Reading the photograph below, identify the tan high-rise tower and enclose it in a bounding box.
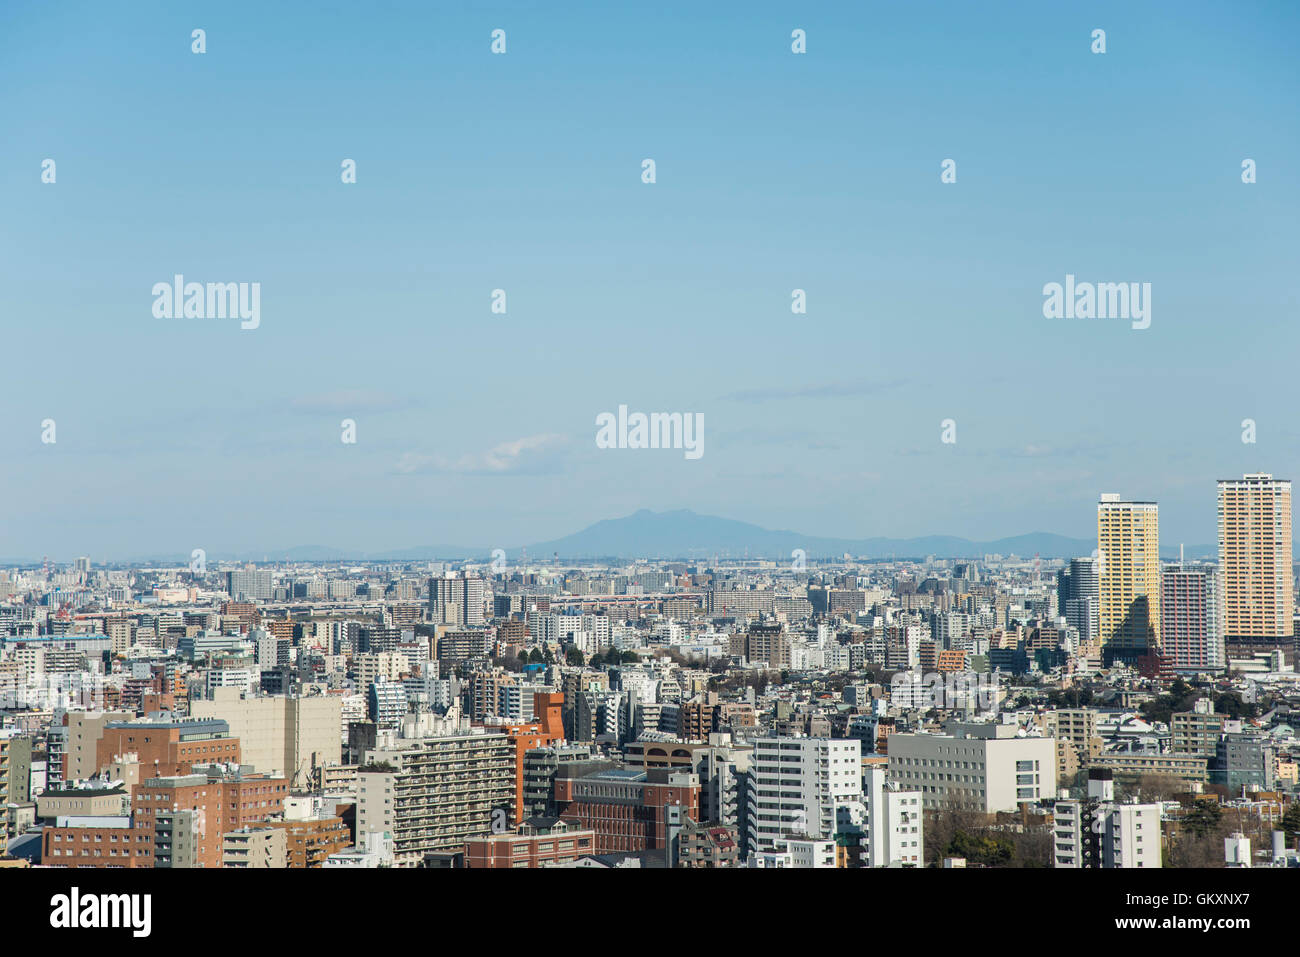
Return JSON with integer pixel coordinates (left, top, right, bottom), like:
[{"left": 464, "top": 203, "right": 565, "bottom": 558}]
[
  {"left": 1217, "top": 473, "right": 1293, "bottom": 662},
  {"left": 1097, "top": 494, "right": 1160, "bottom": 663}
]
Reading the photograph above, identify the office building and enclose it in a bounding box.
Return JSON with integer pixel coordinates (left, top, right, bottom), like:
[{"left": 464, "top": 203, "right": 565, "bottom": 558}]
[
  {"left": 887, "top": 722, "right": 1056, "bottom": 812},
  {"left": 190, "top": 689, "right": 343, "bottom": 787}
]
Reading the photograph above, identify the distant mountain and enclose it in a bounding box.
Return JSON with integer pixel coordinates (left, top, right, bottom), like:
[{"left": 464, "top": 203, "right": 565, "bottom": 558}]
[
  {"left": 511, "top": 509, "right": 1215, "bottom": 561},
  {"left": 5, "top": 510, "right": 1220, "bottom": 565}
]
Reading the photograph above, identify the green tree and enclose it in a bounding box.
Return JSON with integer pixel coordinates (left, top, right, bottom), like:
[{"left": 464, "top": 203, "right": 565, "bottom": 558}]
[
  {"left": 1183, "top": 800, "right": 1223, "bottom": 839},
  {"left": 1281, "top": 803, "right": 1300, "bottom": 842}
]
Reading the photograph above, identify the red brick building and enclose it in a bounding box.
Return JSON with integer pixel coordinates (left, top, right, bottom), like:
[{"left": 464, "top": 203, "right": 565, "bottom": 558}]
[
  {"left": 553, "top": 767, "right": 699, "bottom": 854},
  {"left": 96, "top": 717, "right": 240, "bottom": 779},
  {"left": 464, "top": 816, "right": 595, "bottom": 868},
  {"left": 43, "top": 766, "right": 286, "bottom": 869}
]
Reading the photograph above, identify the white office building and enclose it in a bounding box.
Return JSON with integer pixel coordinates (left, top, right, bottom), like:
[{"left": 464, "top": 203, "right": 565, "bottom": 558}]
[{"left": 887, "top": 721, "right": 1057, "bottom": 812}]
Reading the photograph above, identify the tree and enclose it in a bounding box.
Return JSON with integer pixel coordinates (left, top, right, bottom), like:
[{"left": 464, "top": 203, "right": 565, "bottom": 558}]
[
  {"left": 1182, "top": 800, "right": 1223, "bottom": 839},
  {"left": 945, "top": 830, "right": 1014, "bottom": 867},
  {"left": 565, "top": 647, "right": 584, "bottom": 666},
  {"left": 1128, "top": 774, "right": 1186, "bottom": 804},
  {"left": 1281, "top": 803, "right": 1300, "bottom": 842},
  {"left": 1215, "top": 691, "right": 1257, "bottom": 720}
]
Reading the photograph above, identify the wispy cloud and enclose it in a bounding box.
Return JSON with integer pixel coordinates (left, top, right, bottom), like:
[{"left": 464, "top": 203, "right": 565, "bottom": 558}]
[{"left": 395, "top": 433, "right": 570, "bottom": 475}]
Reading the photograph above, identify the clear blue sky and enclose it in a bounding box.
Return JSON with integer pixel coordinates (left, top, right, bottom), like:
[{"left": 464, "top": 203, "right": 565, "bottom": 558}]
[{"left": 2, "top": 0, "right": 1298, "bottom": 560}]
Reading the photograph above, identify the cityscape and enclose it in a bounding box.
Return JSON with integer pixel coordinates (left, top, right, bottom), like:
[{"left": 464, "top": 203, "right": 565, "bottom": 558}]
[
  {"left": 3, "top": 0, "right": 1295, "bottom": 937},
  {"left": 1, "top": 474, "right": 1298, "bottom": 876}
]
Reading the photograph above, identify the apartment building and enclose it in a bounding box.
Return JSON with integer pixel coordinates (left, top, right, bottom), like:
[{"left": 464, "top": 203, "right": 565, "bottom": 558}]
[
  {"left": 1171, "top": 700, "right": 1225, "bottom": 757},
  {"left": 428, "top": 575, "right": 486, "bottom": 627},
  {"left": 1161, "top": 567, "right": 1223, "bottom": 671},
  {"left": 357, "top": 730, "right": 515, "bottom": 866},
  {"left": 1053, "top": 770, "right": 1162, "bottom": 868},
  {"left": 745, "top": 736, "right": 862, "bottom": 856},
  {"left": 522, "top": 743, "right": 595, "bottom": 820},
  {"left": 222, "top": 826, "right": 288, "bottom": 868},
  {"left": 1091, "top": 752, "right": 1208, "bottom": 785},
  {"left": 266, "top": 815, "right": 351, "bottom": 867},
  {"left": 861, "top": 766, "right": 924, "bottom": 867},
  {"left": 1049, "top": 708, "right": 1103, "bottom": 765},
  {"left": 1097, "top": 494, "right": 1161, "bottom": 664},
  {"left": 1218, "top": 473, "right": 1295, "bottom": 662}
]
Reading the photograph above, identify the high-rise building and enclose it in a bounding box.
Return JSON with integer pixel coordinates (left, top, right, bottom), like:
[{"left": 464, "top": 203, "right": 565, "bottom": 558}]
[
  {"left": 1057, "top": 557, "right": 1100, "bottom": 646},
  {"left": 225, "top": 569, "right": 275, "bottom": 602},
  {"left": 1097, "top": 494, "right": 1160, "bottom": 664},
  {"left": 1217, "top": 473, "right": 1294, "bottom": 662},
  {"left": 428, "top": 575, "right": 486, "bottom": 627},
  {"left": 1161, "top": 566, "right": 1223, "bottom": 672}
]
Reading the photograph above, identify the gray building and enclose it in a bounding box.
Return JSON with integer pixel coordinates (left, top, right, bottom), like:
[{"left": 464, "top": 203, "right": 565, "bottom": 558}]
[{"left": 1217, "top": 732, "right": 1275, "bottom": 793}]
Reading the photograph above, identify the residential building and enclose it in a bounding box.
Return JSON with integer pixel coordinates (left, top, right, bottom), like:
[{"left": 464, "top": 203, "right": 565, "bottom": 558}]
[
  {"left": 1218, "top": 473, "right": 1294, "bottom": 662},
  {"left": 1097, "top": 494, "right": 1161, "bottom": 664}
]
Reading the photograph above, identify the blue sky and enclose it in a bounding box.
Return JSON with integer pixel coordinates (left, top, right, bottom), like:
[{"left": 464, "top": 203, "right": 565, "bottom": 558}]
[{"left": 2, "top": 0, "right": 1298, "bottom": 559}]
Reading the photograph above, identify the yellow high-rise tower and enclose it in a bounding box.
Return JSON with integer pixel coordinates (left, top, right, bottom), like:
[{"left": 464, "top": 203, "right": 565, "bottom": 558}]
[
  {"left": 1097, "top": 494, "right": 1160, "bottom": 663},
  {"left": 1217, "top": 473, "right": 1293, "bottom": 660}
]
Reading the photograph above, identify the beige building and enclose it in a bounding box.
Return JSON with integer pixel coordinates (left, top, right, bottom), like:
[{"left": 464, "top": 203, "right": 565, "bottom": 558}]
[
  {"left": 1097, "top": 495, "right": 1160, "bottom": 662},
  {"left": 191, "top": 690, "right": 342, "bottom": 787},
  {"left": 1048, "top": 708, "right": 1103, "bottom": 764},
  {"left": 222, "top": 826, "right": 288, "bottom": 868},
  {"left": 37, "top": 784, "right": 128, "bottom": 820},
  {"left": 1218, "top": 473, "right": 1294, "bottom": 656},
  {"left": 1170, "top": 704, "right": 1224, "bottom": 757},
  {"left": 65, "top": 711, "right": 133, "bottom": 782}
]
